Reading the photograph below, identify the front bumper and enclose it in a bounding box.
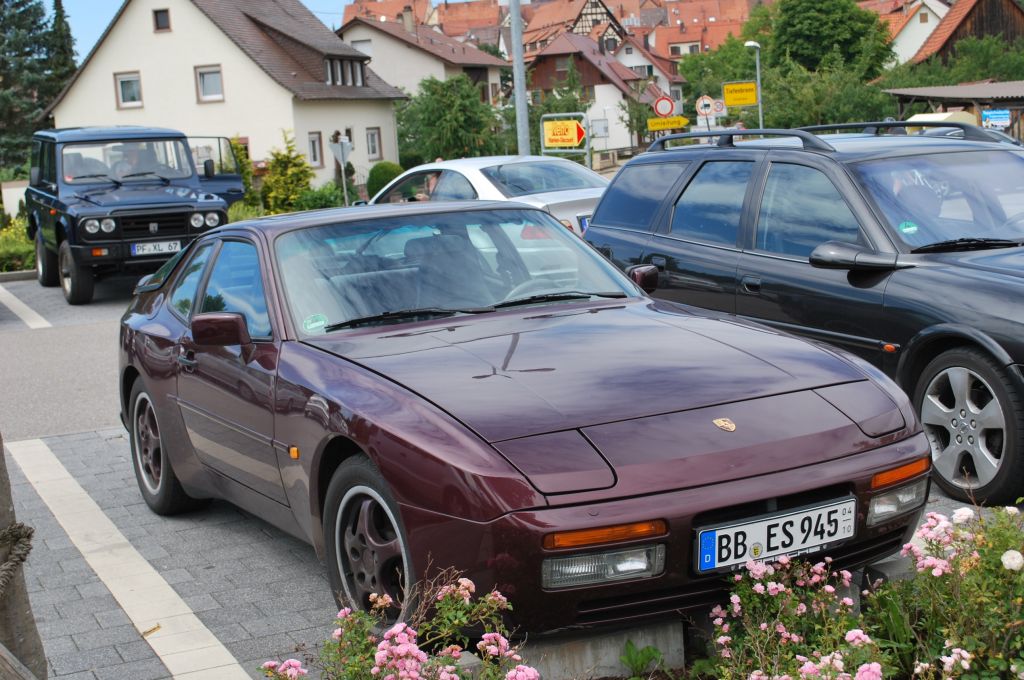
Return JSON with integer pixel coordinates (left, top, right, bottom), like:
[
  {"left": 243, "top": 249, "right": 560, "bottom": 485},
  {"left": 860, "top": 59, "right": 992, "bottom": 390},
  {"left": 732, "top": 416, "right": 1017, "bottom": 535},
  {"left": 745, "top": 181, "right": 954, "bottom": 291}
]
[
  {"left": 401, "top": 432, "right": 929, "bottom": 634},
  {"left": 69, "top": 237, "right": 196, "bottom": 270}
]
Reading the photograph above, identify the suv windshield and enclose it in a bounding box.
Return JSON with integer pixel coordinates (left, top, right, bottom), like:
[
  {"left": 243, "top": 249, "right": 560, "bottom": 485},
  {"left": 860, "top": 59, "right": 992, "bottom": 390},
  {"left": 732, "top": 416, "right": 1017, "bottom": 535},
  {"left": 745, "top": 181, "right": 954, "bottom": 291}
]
[
  {"left": 62, "top": 139, "right": 193, "bottom": 184},
  {"left": 481, "top": 161, "right": 607, "bottom": 197},
  {"left": 275, "top": 208, "right": 631, "bottom": 334},
  {"left": 854, "top": 149, "right": 1024, "bottom": 248}
]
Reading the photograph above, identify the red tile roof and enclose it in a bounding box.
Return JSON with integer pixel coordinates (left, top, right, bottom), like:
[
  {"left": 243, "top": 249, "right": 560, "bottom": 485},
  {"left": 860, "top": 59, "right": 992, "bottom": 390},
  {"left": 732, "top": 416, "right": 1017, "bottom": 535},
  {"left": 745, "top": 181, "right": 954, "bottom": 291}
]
[
  {"left": 879, "top": 4, "right": 920, "bottom": 39},
  {"left": 339, "top": 17, "right": 508, "bottom": 67},
  {"left": 535, "top": 31, "right": 648, "bottom": 99},
  {"left": 433, "top": 0, "right": 505, "bottom": 38},
  {"left": 911, "top": 0, "right": 977, "bottom": 62},
  {"left": 343, "top": 0, "right": 432, "bottom": 26},
  {"left": 647, "top": 19, "right": 742, "bottom": 59}
]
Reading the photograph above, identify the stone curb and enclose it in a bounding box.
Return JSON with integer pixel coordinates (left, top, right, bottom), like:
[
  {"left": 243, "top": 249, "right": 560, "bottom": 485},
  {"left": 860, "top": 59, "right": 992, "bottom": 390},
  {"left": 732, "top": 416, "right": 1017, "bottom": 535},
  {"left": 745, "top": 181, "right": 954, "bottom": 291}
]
[{"left": 0, "top": 270, "right": 34, "bottom": 282}]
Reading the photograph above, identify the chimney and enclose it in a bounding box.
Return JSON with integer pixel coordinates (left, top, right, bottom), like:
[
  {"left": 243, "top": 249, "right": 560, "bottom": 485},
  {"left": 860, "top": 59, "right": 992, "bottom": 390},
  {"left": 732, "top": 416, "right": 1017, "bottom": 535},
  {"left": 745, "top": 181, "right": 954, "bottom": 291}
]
[{"left": 401, "top": 5, "right": 415, "bottom": 32}]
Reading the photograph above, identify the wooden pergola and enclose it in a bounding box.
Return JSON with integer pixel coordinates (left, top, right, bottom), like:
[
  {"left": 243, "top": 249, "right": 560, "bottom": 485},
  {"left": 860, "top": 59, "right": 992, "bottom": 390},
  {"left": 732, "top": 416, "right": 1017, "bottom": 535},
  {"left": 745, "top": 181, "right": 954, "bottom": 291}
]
[{"left": 883, "top": 80, "right": 1024, "bottom": 139}]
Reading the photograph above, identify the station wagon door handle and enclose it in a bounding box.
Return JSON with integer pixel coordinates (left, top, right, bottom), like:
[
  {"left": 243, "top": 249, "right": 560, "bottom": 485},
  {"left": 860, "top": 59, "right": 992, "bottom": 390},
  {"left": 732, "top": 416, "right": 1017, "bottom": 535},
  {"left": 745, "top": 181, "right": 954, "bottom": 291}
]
[
  {"left": 177, "top": 350, "right": 198, "bottom": 372},
  {"left": 650, "top": 255, "right": 667, "bottom": 271},
  {"left": 741, "top": 275, "right": 762, "bottom": 294}
]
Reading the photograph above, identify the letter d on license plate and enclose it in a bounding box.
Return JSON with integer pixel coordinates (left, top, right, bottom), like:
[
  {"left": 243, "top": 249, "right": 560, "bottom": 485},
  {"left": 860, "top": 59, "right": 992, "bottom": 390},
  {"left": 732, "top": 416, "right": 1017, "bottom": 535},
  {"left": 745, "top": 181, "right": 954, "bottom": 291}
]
[{"left": 696, "top": 498, "right": 856, "bottom": 572}]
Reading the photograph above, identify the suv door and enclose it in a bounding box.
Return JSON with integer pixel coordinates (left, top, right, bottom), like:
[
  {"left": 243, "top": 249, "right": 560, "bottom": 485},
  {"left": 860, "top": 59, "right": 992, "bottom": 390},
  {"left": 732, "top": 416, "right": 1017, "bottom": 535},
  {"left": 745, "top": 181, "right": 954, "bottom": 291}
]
[
  {"left": 189, "top": 137, "right": 244, "bottom": 204},
  {"left": 645, "top": 153, "right": 763, "bottom": 313},
  {"left": 27, "top": 139, "right": 59, "bottom": 246},
  {"left": 735, "top": 153, "right": 896, "bottom": 367}
]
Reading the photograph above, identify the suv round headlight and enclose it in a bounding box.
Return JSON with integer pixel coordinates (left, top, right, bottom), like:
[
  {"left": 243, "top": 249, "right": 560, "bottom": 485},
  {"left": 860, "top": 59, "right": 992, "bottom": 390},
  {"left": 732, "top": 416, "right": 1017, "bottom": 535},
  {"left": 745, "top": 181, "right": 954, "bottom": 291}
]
[
  {"left": 100, "top": 218, "right": 116, "bottom": 233},
  {"left": 204, "top": 212, "right": 221, "bottom": 227},
  {"left": 83, "top": 219, "right": 100, "bottom": 234},
  {"left": 190, "top": 213, "right": 205, "bottom": 228}
]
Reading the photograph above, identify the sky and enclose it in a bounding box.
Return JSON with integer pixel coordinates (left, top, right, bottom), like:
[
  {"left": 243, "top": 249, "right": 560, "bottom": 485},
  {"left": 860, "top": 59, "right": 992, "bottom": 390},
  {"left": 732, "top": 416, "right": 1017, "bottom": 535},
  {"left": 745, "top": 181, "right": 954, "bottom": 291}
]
[{"left": 46, "top": 1, "right": 351, "bottom": 63}]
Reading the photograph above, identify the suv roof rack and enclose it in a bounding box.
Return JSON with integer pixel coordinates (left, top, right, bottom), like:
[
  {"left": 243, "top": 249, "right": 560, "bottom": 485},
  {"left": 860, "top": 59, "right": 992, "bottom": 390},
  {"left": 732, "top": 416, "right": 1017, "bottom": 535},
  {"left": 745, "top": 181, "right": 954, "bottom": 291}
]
[
  {"left": 647, "top": 129, "right": 836, "bottom": 153},
  {"left": 798, "top": 120, "right": 995, "bottom": 142}
]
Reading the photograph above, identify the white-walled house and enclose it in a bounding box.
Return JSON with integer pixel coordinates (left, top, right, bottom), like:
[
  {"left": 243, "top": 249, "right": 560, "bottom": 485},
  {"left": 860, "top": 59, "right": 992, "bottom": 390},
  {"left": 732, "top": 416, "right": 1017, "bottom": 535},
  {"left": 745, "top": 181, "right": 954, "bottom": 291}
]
[
  {"left": 337, "top": 14, "right": 507, "bottom": 103},
  {"left": 47, "top": 0, "right": 405, "bottom": 186},
  {"left": 614, "top": 35, "right": 685, "bottom": 114},
  {"left": 883, "top": 0, "right": 949, "bottom": 64}
]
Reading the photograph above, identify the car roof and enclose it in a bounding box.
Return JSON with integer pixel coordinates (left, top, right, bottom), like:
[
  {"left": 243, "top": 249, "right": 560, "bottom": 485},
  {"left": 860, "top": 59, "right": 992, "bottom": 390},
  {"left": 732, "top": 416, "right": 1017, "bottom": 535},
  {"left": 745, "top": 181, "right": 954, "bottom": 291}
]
[
  {"left": 33, "top": 126, "right": 187, "bottom": 143},
  {"left": 401, "top": 155, "right": 583, "bottom": 172},
  {"left": 217, "top": 200, "right": 542, "bottom": 237}
]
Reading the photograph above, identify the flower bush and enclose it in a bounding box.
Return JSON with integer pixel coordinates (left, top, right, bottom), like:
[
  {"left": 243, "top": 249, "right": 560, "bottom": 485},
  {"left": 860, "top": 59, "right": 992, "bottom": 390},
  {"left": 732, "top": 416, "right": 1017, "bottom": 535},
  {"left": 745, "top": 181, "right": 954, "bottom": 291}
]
[
  {"left": 708, "top": 505, "right": 1024, "bottom": 679},
  {"left": 261, "top": 572, "right": 539, "bottom": 680}
]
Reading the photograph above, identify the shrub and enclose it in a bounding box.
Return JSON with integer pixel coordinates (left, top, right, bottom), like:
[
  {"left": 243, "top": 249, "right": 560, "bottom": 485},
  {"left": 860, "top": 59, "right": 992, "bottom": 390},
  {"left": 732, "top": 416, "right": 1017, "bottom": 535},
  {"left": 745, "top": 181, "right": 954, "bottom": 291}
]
[
  {"left": 293, "top": 182, "right": 348, "bottom": 212},
  {"left": 261, "top": 131, "right": 314, "bottom": 214},
  {"left": 366, "top": 161, "right": 403, "bottom": 199},
  {"left": 0, "top": 215, "right": 34, "bottom": 272},
  {"left": 229, "top": 137, "right": 261, "bottom": 208},
  {"left": 227, "top": 202, "right": 266, "bottom": 223}
]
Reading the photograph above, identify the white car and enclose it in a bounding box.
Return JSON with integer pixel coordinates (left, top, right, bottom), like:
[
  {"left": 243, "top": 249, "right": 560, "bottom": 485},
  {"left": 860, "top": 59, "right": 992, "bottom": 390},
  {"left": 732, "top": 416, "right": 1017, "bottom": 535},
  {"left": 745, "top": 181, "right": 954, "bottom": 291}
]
[{"left": 368, "top": 155, "right": 609, "bottom": 235}]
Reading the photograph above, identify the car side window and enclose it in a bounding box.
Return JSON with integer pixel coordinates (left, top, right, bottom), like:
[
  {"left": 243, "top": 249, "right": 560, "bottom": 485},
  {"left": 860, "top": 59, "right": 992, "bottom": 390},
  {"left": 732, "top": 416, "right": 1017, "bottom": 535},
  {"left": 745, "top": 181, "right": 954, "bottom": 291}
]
[
  {"left": 431, "top": 171, "right": 477, "bottom": 201},
  {"left": 169, "top": 243, "right": 214, "bottom": 320},
  {"left": 377, "top": 171, "right": 441, "bottom": 203},
  {"left": 199, "top": 241, "right": 272, "bottom": 338},
  {"left": 591, "top": 162, "right": 689, "bottom": 231},
  {"left": 40, "top": 142, "right": 57, "bottom": 188},
  {"left": 756, "top": 163, "right": 864, "bottom": 258},
  {"left": 670, "top": 161, "right": 754, "bottom": 246}
]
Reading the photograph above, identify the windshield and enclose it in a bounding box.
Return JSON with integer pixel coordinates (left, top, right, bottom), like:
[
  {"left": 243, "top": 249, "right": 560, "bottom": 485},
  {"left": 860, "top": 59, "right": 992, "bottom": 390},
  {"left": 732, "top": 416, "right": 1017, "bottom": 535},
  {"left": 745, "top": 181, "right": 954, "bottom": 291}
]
[
  {"left": 481, "top": 160, "right": 607, "bottom": 197},
  {"left": 854, "top": 149, "right": 1024, "bottom": 248},
  {"left": 62, "top": 139, "right": 193, "bottom": 183},
  {"left": 275, "top": 208, "right": 633, "bottom": 335}
]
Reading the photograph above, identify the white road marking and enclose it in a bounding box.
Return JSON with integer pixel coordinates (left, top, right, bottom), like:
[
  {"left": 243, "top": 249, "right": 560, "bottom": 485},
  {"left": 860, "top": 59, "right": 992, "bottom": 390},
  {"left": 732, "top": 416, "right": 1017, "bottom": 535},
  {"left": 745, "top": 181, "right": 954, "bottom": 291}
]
[
  {"left": 6, "top": 438, "right": 251, "bottom": 679},
  {"left": 0, "top": 283, "right": 51, "bottom": 329}
]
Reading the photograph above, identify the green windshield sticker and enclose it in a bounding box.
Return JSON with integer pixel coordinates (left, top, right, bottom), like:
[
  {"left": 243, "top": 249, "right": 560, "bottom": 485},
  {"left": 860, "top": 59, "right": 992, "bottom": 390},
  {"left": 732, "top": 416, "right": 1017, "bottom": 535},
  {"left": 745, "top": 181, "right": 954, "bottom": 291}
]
[
  {"left": 303, "top": 313, "right": 328, "bottom": 333},
  {"left": 899, "top": 221, "right": 919, "bottom": 235}
]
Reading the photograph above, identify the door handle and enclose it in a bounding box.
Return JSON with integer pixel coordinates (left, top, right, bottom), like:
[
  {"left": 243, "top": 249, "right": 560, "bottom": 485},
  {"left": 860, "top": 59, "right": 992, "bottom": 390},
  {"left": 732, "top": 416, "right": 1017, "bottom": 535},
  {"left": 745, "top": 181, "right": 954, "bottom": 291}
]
[
  {"left": 650, "top": 255, "right": 667, "bottom": 271},
  {"left": 177, "top": 349, "right": 197, "bottom": 372},
  {"left": 741, "top": 275, "right": 762, "bottom": 294}
]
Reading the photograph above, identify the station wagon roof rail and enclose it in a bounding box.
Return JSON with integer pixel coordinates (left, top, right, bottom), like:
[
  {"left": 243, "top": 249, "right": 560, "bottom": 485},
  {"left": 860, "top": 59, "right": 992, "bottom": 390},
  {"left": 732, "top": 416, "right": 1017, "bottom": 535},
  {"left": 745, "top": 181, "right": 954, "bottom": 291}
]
[
  {"left": 646, "top": 129, "right": 836, "bottom": 153},
  {"left": 798, "top": 120, "right": 995, "bottom": 142}
]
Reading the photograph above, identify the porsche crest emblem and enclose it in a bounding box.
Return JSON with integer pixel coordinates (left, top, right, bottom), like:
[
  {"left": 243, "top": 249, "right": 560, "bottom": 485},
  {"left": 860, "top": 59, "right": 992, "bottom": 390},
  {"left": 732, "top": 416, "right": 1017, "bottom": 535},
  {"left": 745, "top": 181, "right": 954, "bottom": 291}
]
[{"left": 713, "top": 417, "right": 737, "bottom": 432}]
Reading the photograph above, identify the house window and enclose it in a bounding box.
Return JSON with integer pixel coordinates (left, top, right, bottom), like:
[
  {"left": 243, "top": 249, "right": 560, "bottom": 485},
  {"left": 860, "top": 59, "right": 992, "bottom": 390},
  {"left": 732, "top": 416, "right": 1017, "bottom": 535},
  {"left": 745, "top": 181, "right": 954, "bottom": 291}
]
[
  {"left": 195, "top": 65, "right": 224, "bottom": 102},
  {"left": 366, "top": 127, "right": 382, "bottom": 161},
  {"left": 354, "top": 62, "right": 364, "bottom": 87},
  {"left": 920, "top": 11, "right": 928, "bottom": 22},
  {"left": 669, "top": 44, "right": 683, "bottom": 56},
  {"left": 625, "top": 46, "right": 633, "bottom": 54},
  {"left": 352, "top": 39, "right": 373, "bottom": 57},
  {"left": 670, "top": 86, "right": 683, "bottom": 101},
  {"left": 153, "top": 9, "right": 170, "bottom": 31},
  {"left": 344, "top": 127, "right": 354, "bottom": 149},
  {"left": 555, "top": 56, "right": 569, "bottom": 79},
  {"left": 344, "top": 60, "right": 353, "bottom": 86},
  {"left": 692, "top": 44, "right": 701, "bottom": 54},
  {"left": 114, "top": 71, "right": 142, "bottom": 108},
  {"left": 308, "top": 132, "right": 323, "bottom": 168}
]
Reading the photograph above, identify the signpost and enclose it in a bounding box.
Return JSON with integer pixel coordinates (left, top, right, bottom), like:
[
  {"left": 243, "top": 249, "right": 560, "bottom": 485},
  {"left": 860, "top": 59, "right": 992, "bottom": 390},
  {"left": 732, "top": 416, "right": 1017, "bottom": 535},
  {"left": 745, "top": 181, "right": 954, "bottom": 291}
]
[
  {"left": 543, "top": 119, "right": 587, "bottom": 147},
  {"left": 653, "top": 96, "right": 675, "bottom": 117},
  {"left": 647, "top": 116, "right": 690, "bottom": 132},
  {"left": 327, "top": 136, "right": 354, "bottom": 206},
  {"left": 723, "top": 81, "right": 758, "bottom": 107},
  {"left": 540, "top": 112, "right": 590, "bottom": 166},
  {"left": 982, "top": 109, "right": 1011, "bottom": 129}
]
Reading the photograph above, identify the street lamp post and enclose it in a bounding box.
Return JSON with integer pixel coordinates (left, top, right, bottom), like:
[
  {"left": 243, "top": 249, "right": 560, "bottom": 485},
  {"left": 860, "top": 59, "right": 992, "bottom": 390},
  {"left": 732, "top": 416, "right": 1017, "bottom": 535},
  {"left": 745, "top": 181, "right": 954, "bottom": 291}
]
[{"left": 744, "top": 40, "right": 764, "bottom": 129}]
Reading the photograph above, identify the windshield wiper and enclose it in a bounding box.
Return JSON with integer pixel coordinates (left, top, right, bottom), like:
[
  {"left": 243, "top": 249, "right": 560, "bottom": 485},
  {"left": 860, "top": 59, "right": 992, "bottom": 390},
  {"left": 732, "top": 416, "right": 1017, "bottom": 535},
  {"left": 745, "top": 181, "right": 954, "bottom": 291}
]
[
  {"left": 493, "top": 291, "right": 627, "bottom": 309},
  {"left": 122, "top": 171, "right": 170, "bottom": 184},
  {"left": 910, "top": 238, "right": 1021, "bottom": 254},
  {"left": 71, "top": 173, "right": 122, "bottom": 187},
  {"left": 323, "top": 306, "right": 495, "bottom": 331}
]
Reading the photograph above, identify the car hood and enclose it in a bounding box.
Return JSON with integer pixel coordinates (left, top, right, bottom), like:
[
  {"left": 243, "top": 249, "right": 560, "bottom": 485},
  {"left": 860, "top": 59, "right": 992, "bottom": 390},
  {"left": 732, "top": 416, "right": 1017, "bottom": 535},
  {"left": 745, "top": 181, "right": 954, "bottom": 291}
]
[
  {"left": 918, "top": 247, "right": 1024, "bottom": 280},
  {"left": 305, "top": 299, "right": 874, "bottom": 443},
  {"left": 67, "top": 184, "right": 222, "bottom": 209}
]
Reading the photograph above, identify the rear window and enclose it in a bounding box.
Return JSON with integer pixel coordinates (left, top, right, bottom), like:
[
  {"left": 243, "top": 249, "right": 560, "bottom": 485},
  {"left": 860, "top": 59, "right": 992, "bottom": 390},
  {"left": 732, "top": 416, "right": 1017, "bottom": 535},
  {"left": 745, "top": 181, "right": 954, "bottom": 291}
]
[
  {"left": 591, "top": 162, "right": 689, "bottom": 231},
  {"left": 481, "top": 160, "right": 607, "bottom": 197}
]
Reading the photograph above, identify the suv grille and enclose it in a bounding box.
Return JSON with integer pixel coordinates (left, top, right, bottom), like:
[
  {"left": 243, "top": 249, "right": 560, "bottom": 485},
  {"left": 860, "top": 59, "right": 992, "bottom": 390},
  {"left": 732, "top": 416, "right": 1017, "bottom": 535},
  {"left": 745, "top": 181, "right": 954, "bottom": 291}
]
[{"left": 119, "top": 212, "right": 191, "bottom": 239}]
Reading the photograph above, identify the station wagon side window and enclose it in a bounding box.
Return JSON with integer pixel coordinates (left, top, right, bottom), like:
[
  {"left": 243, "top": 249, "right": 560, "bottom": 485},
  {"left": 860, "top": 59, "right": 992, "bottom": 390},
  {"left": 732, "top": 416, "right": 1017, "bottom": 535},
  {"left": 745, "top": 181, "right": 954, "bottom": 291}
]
[
  {"left": 590, "top": 162, "right": 689, "bottom": 232},
  {"left": 199, "top": 240, "right": 272, "bottom": 338},
  {"left": 669, "top": 161, "right": 754, "bottom": 246},
  {"left": 169, "top": 243, "right": 214, "bottom": 321},
  {"left": 755, "top": 163, "right": 864, "bottom": 258}
]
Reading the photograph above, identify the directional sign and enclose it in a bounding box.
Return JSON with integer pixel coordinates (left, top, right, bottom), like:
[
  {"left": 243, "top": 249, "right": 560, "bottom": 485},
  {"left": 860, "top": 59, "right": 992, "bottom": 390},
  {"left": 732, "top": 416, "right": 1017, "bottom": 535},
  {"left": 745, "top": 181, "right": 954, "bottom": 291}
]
[
  {"left": 723, "top": 81, "right": 758, "bottom": 107},
  {"left": 647, "top": 116, "right": 690, "bottom": 132},
  {"left": 653, "top": 96, "right": 675, "bottom": 117},
  {"left": 543, "top": 119, "right": 586, "bottom": 147}
]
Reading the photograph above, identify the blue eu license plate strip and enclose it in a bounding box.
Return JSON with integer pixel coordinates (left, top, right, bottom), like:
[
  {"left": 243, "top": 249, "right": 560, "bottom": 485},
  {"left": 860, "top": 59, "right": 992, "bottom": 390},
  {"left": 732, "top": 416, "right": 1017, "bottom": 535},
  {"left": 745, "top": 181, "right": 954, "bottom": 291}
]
[{"left": 579, "top": 215, "right": 590, "bottom": 233}]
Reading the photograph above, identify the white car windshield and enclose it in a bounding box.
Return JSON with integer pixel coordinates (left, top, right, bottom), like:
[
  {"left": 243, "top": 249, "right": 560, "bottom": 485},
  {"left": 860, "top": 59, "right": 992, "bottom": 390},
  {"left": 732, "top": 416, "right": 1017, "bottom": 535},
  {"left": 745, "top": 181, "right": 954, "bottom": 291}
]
[
  {"left": 481, "top": 161, "right": 607, "bottom": 197},
  {"left": 62, "top": 139, "right": 193, "bottom": 183}
]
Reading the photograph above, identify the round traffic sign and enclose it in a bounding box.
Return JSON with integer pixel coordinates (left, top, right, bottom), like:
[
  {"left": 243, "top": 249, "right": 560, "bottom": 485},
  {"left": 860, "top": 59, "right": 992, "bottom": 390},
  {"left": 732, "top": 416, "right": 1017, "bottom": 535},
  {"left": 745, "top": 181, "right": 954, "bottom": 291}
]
[
  {"left": 695, "top": 95, "right": 714, "bottom": 114},
  {"left": 653, "top": 96, "right": 674, "bottom": 117},
  {"left": 713, "top": 99, "right": 725, "bottom": 113}
]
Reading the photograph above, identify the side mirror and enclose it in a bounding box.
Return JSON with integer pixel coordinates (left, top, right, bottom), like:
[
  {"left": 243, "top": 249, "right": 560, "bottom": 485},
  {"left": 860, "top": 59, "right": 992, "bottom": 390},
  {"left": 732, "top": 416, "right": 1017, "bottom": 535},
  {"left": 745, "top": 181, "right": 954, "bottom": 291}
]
[
  {"left": 203, "top": 159, "right": 216, "bottom": 179},
  {"left": 192, "top": 312, "right": 251, "bottom": 347},
  {"left": 627, "top": 264, "right": 659, "bottom": 293},
  {"left": 353, "top": 200, "right": 367, "bottom": 206},
  {"left": 809, "top": 241, "right": 902, "bottom": 271},
  {"left": 30, "top": 167, "right": 40, "bottom": 186}
]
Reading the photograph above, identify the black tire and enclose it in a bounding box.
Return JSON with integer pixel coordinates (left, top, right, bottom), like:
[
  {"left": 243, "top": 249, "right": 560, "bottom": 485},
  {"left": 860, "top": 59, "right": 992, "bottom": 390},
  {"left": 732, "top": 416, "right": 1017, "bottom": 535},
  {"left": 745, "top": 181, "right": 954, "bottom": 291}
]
[
  {"left": 323, "top": 456, "right": 413, "bottom": 620},
  {"left": 913, "top": 347, "right": 1024, "bottom": 504},
  {"left": 128, "top": 379, "right": 205, "bottom": 515},
  {"left": 36, "top": 235, "right": 58, "bottom": 287},
  {"left": 58, "top": 241, "right": 94, "bottom": 304}
]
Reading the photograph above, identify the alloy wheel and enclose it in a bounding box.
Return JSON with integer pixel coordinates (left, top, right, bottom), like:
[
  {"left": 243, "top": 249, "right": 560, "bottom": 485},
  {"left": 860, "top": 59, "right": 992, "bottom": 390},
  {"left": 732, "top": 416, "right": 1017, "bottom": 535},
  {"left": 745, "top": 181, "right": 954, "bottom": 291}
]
[
  {"left": 59, "top": 247, "right": 71, "bottom": 295},
  {"left": 335, "top": 485, "right": 407, "bottom": 614},
  {"left": 133, "top": 393, "right": 164, "bottom": 495}
]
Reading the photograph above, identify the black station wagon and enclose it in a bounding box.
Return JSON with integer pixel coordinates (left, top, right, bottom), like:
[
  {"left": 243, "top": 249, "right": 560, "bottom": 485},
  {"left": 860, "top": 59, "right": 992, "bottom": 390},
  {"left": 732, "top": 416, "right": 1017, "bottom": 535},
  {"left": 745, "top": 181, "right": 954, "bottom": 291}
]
[
  {"left": 26, "top": 126, "right": 242, "bottom": 304},
  {"left": 585, "top": 122, "right": 1024, "bottom": 504}
]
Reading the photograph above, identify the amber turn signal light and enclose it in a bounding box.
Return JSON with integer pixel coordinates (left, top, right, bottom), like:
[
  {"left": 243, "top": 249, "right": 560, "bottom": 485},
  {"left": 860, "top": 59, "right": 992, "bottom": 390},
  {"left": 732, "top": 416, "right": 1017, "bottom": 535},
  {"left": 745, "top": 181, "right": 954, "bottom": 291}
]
[
  {"left": 871, "top": 457, "right": 929, "bottom": 489},
  {"left": 543, "top": 519, "right": 668, "bottom": 550}
]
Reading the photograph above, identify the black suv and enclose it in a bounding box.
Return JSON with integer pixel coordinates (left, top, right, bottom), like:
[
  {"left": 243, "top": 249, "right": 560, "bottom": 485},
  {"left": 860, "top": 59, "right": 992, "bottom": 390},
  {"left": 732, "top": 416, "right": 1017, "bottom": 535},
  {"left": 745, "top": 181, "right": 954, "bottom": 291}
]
[
  {"left": 585, "top": 122, "right": 1024, "bottom": 503},
  {"left": 26, "top": 127, "right": 242, "bottom": 304}
]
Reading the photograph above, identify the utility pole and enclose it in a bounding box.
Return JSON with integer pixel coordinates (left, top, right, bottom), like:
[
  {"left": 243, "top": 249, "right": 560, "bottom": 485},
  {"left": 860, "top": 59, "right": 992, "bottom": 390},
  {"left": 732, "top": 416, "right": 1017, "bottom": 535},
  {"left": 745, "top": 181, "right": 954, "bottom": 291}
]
[{"left": 509, "top": 0, "right": 530, "bottom": 155}]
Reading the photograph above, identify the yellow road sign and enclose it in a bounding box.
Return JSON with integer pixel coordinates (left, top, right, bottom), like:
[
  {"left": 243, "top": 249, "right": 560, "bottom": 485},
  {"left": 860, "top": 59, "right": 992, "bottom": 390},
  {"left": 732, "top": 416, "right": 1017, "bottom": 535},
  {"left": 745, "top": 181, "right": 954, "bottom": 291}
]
[
  {"left": 723, "top": 81, "right": 758, "bottom": 107},
  {"left": 543, "top": 119, "right": 586, "bottom": 147},
  {"left": 647, "top": 116, "right": 690, "bottom": 132}
]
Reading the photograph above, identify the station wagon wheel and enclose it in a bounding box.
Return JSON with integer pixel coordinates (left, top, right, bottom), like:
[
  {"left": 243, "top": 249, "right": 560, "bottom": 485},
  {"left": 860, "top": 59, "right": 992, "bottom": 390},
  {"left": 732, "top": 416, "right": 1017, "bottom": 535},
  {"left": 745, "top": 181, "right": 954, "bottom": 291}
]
[
  {"left": 914, "top": 348, "right": 1024, "bottom": 504},
  {"left": 36, "top": 235, "right": 59, "bottom": 287},
  {"left": 323, "top": 457, "right": 412, "bottom": 622},
  {"left": 58, "top": 241, "right": 94, "bottom": 305}
]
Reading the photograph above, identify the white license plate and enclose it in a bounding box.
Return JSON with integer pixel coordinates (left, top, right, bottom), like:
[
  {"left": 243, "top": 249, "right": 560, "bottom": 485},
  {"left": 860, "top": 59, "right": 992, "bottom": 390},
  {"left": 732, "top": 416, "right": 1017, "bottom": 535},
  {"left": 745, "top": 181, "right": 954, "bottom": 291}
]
[
  {"left": 131, "top": 240, "right": 181, "bottom": 256},
  {"left": 696, "top": 498, "right": 856, "bottom": 573}
]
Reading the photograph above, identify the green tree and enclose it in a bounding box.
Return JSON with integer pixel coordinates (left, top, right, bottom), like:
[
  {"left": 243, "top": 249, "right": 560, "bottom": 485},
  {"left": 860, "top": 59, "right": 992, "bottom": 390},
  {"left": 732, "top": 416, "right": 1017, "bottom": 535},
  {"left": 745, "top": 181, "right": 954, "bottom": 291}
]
[
  {"left": 398, "top": 75, "right": 501, "bottom": 162},
  {"left": 677, "top": 35, "right": 757, "bottom": 102},
  {"left": 229, "top": 137, "right": 261, "bottom": 207},
  {"left": 619, "top": 89, "right": 655, "bottom": 149},
  {"left": 261, "top": 132, "right": 314, "bottom": 214},
  {"left": 40, "top": 0, "right": 76, "bottom": 112},
  {"left": 770, "top": 0, "right": 892, "bottom": 77},
  {"left": 0, "top": 0, "right": 48, "bottom": 169}
]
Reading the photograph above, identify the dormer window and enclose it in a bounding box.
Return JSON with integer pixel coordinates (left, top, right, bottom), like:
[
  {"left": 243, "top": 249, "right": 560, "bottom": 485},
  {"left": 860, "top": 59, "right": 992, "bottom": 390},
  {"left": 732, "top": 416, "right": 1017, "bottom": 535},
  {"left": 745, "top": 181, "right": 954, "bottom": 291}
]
[{"left": 325, "top": 59, "right": 366, "bottom": 86}]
